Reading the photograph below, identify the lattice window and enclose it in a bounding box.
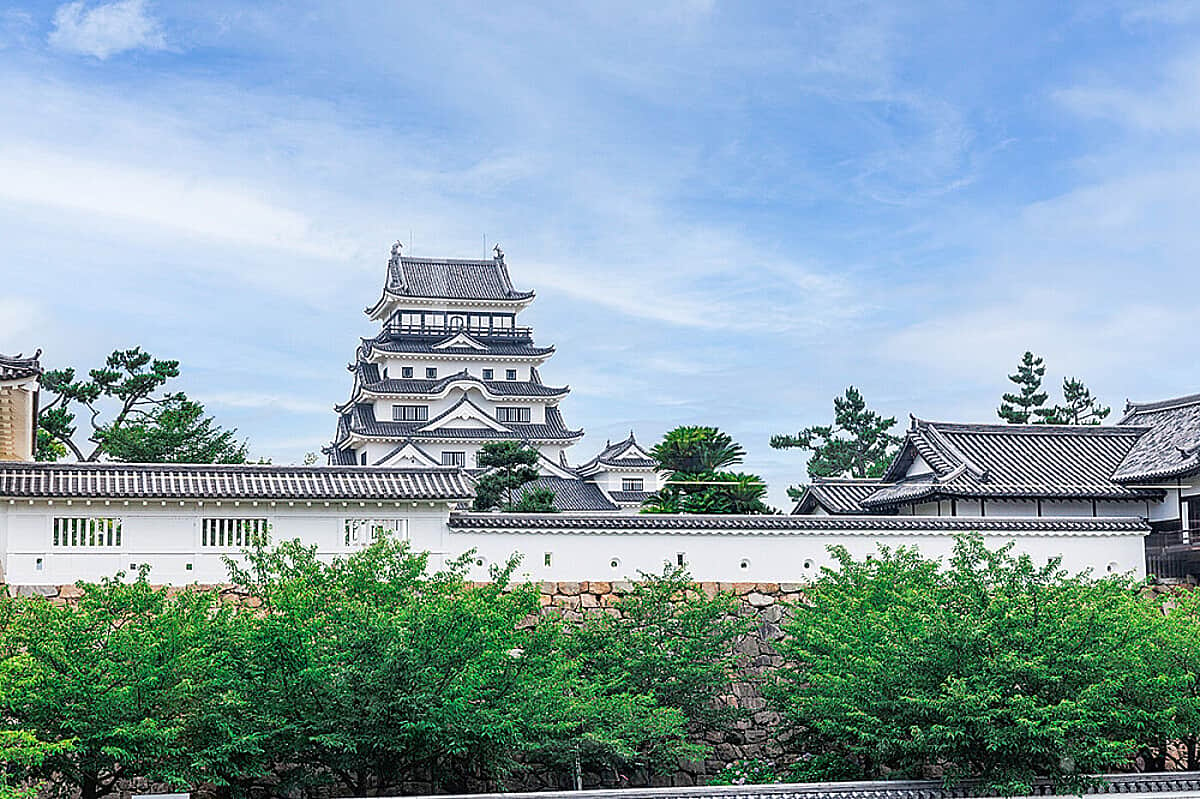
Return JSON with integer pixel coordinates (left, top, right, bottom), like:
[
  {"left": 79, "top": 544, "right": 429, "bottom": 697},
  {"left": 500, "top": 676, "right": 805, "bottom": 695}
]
[
  {"left": 621, "top": 478, "right": 644, "bottom": 492},
  {"left": 201, "top": 518, "right": 269, "bottom": 548},
  {"left": 344, "top": 518, "right": 405, "bottom": 547},
  {"left": 497, "top": 406, "right": 531, "bottom": 423},
  {"left": 53, "top": 517, "right": 122, "bottom": 548}
]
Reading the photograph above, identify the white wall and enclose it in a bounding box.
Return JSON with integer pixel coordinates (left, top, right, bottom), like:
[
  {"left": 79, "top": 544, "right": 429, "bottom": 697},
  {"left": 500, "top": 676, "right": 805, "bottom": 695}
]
[
  {"left": 450, "top": 527, "right": 1147, "bottom": 583},
  {"left": 1, "top": 500, "right": 450, "bottom": 585},
  {"left": 2, "top": 500, "right": 1148, "bottom": 587}
]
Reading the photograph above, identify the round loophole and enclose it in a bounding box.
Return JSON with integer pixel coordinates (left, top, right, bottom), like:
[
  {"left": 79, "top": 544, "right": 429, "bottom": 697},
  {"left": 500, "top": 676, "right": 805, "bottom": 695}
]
[
  {"left": 610, "top": 558, "right": 621, "bottom": 570},
  {"left": 803, "top": 559, "right": 814, "bottom": 570},
  {"left": 739, "top": 558, "right": 750, "bottom": 570}
]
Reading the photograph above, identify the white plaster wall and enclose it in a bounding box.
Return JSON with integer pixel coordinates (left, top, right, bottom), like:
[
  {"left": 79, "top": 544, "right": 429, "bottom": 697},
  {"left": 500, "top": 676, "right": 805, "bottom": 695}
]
[
  {"left": 2, "top": 501, "right": 450, "bottom": 585},
  {"left": 450, "top": 527, "right": 1147, "bottom": 583}
]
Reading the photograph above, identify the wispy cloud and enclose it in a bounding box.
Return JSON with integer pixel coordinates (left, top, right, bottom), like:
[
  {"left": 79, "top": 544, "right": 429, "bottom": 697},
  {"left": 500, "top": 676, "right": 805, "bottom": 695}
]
[{"left": 49, "top": 0, "right": 166, "bottom": 59}]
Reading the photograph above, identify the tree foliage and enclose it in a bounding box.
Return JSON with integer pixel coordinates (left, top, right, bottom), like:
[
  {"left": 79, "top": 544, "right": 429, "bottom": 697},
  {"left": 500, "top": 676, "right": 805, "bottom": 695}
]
[
  {"left": 0, "top": 574, "right": 250, "bottom": 799},
  {"left": 643, "top": 427, "right": 772, "bottom": 514},
  {"left": 224, "top": 537, "right": 692, "bottom": 792},
  {"left": 472, "top": 441, "right": 557, "bottom": 512},
  {"left": 997, "top": 352, "right": 1111, "bottom": 426},
  {"left": 564, "top": 565, "right": 753, "bottom": 736},
  {"left": 36, "top": 348, "right": 247, "bottom": 463},
  {"left": 998, "top": 351, "right": 1050, "bottom": 424},
  {"left": 1039, "top": 377, "right": 1112, "bottom": 425},
  {"left": 770, "top": 535, "right": 1176, "bottom": 795},
  {"left": 771, "top": 387, "right": 901, "bottom": 500}
]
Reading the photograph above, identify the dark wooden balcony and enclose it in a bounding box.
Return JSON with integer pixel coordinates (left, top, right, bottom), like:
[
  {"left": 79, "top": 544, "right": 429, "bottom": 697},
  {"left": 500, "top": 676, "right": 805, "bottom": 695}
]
[
  {"left": 382, "top": 322, "right": 533, "bottom": 341},
  {"left": 1145, "top": 527, "right": 1200, "bottom": 581}
]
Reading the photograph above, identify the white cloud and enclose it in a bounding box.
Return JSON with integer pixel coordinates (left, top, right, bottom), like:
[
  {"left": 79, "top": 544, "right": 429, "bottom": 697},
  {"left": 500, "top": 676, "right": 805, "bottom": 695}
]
[
  {"left": 203, "top": 392, "right": 331, "bottom": 415},
  {"left": 0, "top": 144, "right": 345, "bottom": 259},
  {"left": 1054, "top": 51, "right": 1200, "bottom": 134},
  {"left": 49, "top": 0, "right": 166, "bottom": 59}
]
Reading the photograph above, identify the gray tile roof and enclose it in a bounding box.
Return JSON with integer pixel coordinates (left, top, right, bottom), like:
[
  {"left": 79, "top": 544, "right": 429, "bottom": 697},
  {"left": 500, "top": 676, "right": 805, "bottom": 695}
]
[
  {"left": 792, "top": 478, "right": 886, "bottom": 514},
  {"left": 448, "top": 513, "right": 1149, "bottom": 534},
  {"left": 608, "top": 490, "right": 653, "bottom": 504},
  {"left": 577, "top": 432, "right": 657, "bottom": 474},
  {"left": 1115, "top": 393, "right": 1200, "bottom": 482},
  {"left": 360, "top": 333, "right": 555, "bottom": 360},
  {"left": 384, "top": 256, "right": 534, "bottom": 301},
  {"left": 0, "top": 351, "right": 42, "bottom": 382},
  {"left": 423, "top": 770, "right": 1200, "bottom": 799},
  {"left": 0, "top": 462, "right": 473, "bottom": 501},
  {"left": 521, "top": 476, "right": 620, "bottom": 511},
  {"left": 353, "top": 364, "right": 568, "bottom": 399},
  {"left": 866, "top": 420, "right": 1157, "bottom": 508}
]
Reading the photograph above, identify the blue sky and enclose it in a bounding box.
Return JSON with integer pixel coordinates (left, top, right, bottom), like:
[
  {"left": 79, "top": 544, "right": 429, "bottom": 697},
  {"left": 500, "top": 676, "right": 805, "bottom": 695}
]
[{"left": 2, "top": 1, "right": 1199, "bottom": 508}]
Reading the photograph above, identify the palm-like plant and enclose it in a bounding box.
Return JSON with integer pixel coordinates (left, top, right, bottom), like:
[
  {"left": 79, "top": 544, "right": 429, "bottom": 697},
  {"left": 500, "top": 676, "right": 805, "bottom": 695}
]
[{"left": 649, "top": 426, "right": 745, "bottom": 474}]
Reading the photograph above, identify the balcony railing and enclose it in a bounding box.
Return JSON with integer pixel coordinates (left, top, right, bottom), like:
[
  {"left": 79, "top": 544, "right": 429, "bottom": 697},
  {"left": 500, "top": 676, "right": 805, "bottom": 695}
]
[
  {"left": 1145, "top": 528, "right": 1200, "bottom": 581},
  {"left": 382, "top": 323, "right": 533, "bottom": 340}
]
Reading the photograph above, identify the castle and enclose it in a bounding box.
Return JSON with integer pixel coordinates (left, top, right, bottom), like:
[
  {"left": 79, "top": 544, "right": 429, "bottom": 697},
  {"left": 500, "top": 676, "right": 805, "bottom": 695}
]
[{"left": 1, "top": 242, "right": 1192, "bottom": 588}]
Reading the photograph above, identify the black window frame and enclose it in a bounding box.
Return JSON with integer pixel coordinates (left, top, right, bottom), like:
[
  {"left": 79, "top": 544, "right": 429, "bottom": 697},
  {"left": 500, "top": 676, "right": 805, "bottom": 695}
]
[
  {"left": 442, "top": 451, "right": 466, "bottom": 467},
  {"left": 482, "top": 368, "right": 494, "bottom": 380},
  {"left": 621, "top": 477, "right": 644, "bottom": 492},
  {"left": 392, "top": 405, "right": 429, "bottom": 422},
  {"left": 426, "top": 367, "right": 438, "bottom": 379},
  {"left": 401, "top": 366, "right": 414, "bottom": 378},
  {"left": 506, "top": 369, "right": 518, "bottom": 380},
  {"left": 497, "top": 406, "right": 531, "bottom": 423}
]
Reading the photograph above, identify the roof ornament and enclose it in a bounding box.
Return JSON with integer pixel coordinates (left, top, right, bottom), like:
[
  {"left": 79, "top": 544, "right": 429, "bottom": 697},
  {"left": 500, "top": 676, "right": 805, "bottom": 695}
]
[
  {"left": 391, "top": 240, "right": 403, "bottom": 259},
  {"left": 492, "top": 243, "right": 504, "bottom": 264}
]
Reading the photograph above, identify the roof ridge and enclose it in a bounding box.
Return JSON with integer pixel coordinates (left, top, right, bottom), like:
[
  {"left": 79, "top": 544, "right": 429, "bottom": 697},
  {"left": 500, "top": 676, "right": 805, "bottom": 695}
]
[
  {"left": 921, "top": 420, "right": 1147, "bottom": 436},
  {"left": 1123, "top": 392, "right": 1200, "bottom": 416}
]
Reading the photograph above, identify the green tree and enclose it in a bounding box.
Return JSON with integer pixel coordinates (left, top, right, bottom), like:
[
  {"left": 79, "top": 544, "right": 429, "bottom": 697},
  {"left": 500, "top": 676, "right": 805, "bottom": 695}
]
[
  {"left": 770, "top": 535, "right": 1174, "bottom": 795},
  {"left": 472, "top": 441, "right": 556, "bottom": 512},
  {"left": 0, "top": 732, "right": 74, "bottom": 799},
  {"left": 771, "top": 387, "right": 900, "bottom": 499},
  {"left": 564, "top": 566, "right": 753, "bottom": 736},
  {"left": 226, "top": 537, "right": 692, "bottom": 793},
  {"left": 997, "top": 351, "right": 1049, "bottom": 424},
  {"left": 0, "top": 575, "right": 252, "bottom": 799},
  {"left": 643, "top": 427, "right": 772, "bottom": 514},
  {"left": 36, "top": 348, "right": 247, "bottom": 463},
  {"left": 1039, "top": 377, "right": 1112, "bottom": 425}
]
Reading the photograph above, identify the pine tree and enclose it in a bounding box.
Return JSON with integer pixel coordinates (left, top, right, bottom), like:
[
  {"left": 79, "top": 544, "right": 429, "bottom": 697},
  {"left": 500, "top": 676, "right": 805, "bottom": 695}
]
[
  {"left": 1039, "top": 377, "right": 1111, "bottom": 425},
  {"left": 771, "top": 387, "right": 901, "bottom": 479},
  {"left": 998, "top": 351, "right": 1048, "bottom": 424},
  {"left": 471, "top": 441, "right": 557, "bottom": 512}
]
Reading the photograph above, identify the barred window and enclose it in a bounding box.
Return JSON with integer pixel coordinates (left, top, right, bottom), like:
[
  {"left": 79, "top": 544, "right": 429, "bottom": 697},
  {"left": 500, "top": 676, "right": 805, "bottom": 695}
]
[
  {"left": 442, "top": 451, "right": 466, "bottom": 467},
  {"left": 54, "top": 517, "right": 122, "bottom": 548},
  {"left": 344, "top": 518, "right": 405, "bottom": 547},
  {"left": 621, "top": 478, "right": 644, "bottom": 492},
  {"left": 202, "top": 518, "right": 268, "bottom": 548},
  {"left": 497, "top": 406, "right": 531, "bottom": 423},
  {"left": 392, "top": 404, "right": 429, "bottom": 421}
]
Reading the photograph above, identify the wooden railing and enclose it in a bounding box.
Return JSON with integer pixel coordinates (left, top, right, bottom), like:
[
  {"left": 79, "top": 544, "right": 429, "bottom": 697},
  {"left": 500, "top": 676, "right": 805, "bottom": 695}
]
[{"left": 382, "top": 323, "right": 533, "bottom": 340}]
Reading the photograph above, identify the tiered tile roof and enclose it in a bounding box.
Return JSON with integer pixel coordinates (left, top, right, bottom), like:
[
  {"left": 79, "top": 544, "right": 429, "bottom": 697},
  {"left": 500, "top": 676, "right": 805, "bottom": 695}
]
[
  {"left": 348, "top": 364, "right": 568, "bottom": 400},
  {"left": 383, "top": 256, "right": 535, "bottom": 302}
]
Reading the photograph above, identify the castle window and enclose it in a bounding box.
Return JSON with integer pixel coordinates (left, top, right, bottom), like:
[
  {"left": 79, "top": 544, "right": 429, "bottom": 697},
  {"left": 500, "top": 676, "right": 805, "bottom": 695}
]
[
  {"left": 442, "top": 451, "right": 466, "bottom": 467},
  {"left": 392, "top": 405, "right": 429, "bottom": 422},
  {"left": 497, "top": 407, "right": 531, "bottom": 423},
  {"left": 506, "top": 369, "right": 518, "bottom": 380},
  {"left": 344, "top": 518, "right": 405, "bottom": 547},
  {"left": 676, "top": 552, "right": 686, "bottom": 567},
  {"left": 360, "top": 452, "right": 367, "bottom": 465},
  {"left": 202, "top": 518, "right": 268, "bottom": 548},
  {"left": 482, "top": 368, "right": 494, "bottom": 380},
  {"left": 449, "top": 315, "right": 465, "bottom": 330},
  {"left": 401, "top": 366, "right": 414, "bottom": 378},
  {"left": 53, "top": 517, "right": 122, "bottom": 548},
  {"left": 426, "top": 367, "right": 438, "bottom": 379},
  {"left": 621, "top": 478, "right": 644, "bottom": 492}
]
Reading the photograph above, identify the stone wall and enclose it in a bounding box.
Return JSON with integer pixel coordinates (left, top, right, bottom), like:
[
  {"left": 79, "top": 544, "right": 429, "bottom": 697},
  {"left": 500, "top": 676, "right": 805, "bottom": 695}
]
[{"left": 531, "top": 580, "right": 798, "bottom": 787}]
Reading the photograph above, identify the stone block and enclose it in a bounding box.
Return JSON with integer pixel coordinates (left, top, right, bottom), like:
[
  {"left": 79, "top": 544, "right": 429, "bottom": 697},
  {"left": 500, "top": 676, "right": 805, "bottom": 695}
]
[
  {"left": 612, "top": 580, "right": 634, "bottom": 594},
  {"left": 589, "top": 581, "right": 611, "bottom": 594},
  {"left": 540, "top": 581, "right": 556, "bottom": 594},
  {"left": 580, "top": 593, "right": 599, "bottom": 608},
  {"left": 760, "top": 604, "right": 783, "bottom": 623},
  {"left": 58, "top": 584, "right": 84, "bottom": 599},
  {"left": 732, "top": 581, "right": 756, "bottom": 595},
  {"left": 780, "top": 582, "right": 805, "bottom": 592},
  {"left": 755, "top": 582, "right": 780, "bottom": 593},
  {"left": 746, "top": 591, "right": 775, "bottom": 607},
  {"left": 15, "top": 585, "right": 58, "bottom": 597},
  {"left": 558, "top": 581, "right": 581, "bottom": 596}
]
